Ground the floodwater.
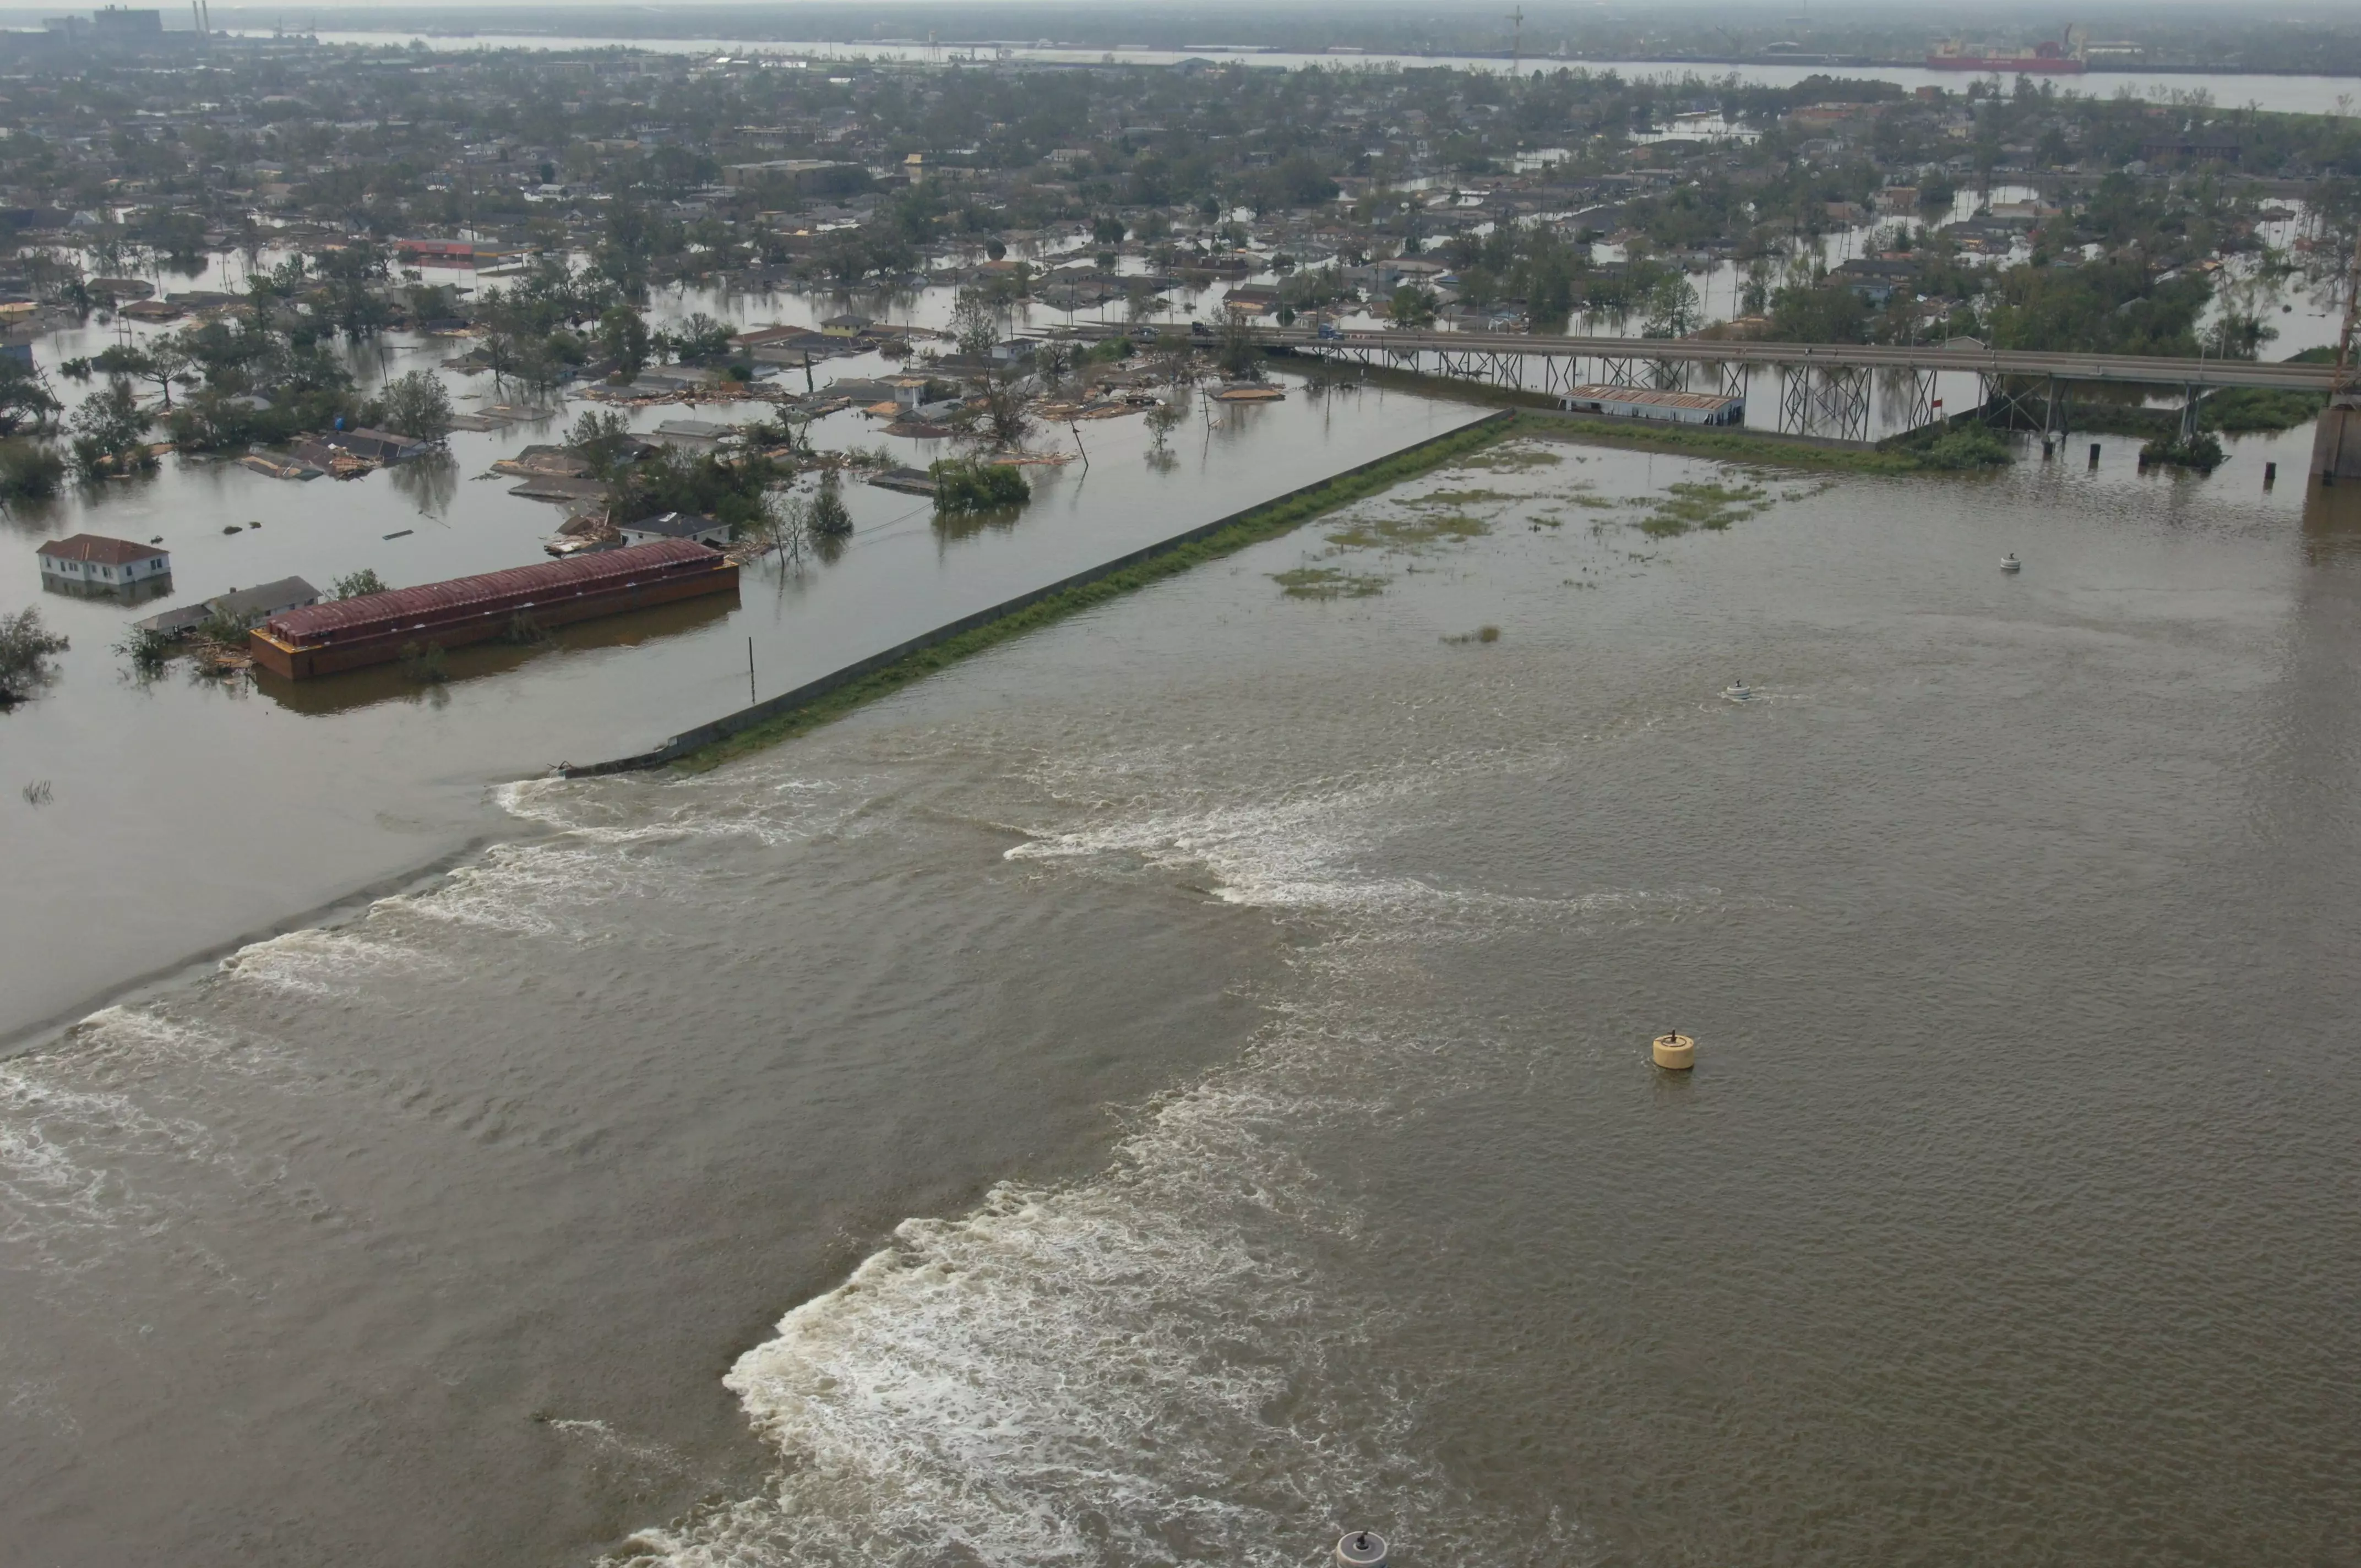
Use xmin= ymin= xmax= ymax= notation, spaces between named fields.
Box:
xmin=4 ymin=413 xmax=2357 ymax=1565
xmin=0 ymin=323 xmax=1470 ymax=1038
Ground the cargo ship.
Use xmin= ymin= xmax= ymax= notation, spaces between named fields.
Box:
xmin=1926 ymin=29 xmax=2087 ymax=74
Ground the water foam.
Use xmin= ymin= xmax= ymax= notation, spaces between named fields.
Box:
xmin=607 ymin=743 xmax=1622 ymax=1568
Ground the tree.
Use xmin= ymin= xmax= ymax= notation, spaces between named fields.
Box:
xmin=0 ymin=606 xmax=68 ymax=704
xmin=1641 ymin=274 xmax=1702 ymax=339
xmin=741 ymin=489 xmax=812 ymax=564
xmin=960 ymin=367 xmax=1035 ymax=450
xmin=1216 ymin=315 xmax=1264 ymax=378
xmin=378 ymin=371 xmax=454 ymax=444
xmin=928 ymin=458 xmax=1030 ymax=514
xmin=949 ymin=286 xmax=1002 ymax=360
xmin=67 ymin=380 xmax=153 ymax=478
xmin=808 ymin=468 xmax=853 ymax=537
xmin=597 ymin=303 xmax=651 ymax=380
xmin=94 ymin=341 xmax=192 ymax=408
xmin=1091 ymin=214 xmax=1127 ymax=246
xmin=1389 ymin=285 xmax=1439 ymax=329
xmin=1146 ymin=398 xmax=1184 ymax=455
xmin=0 ymin=356 xmax=61 ymax=435
xmin=566 ymin=409 xmax=638 ymax=478
xmin=666 ymin=312 xmax=735 ymax=363
xmin=333 ymin=569 xmax=389 ymax=600
xmin=0 ymin=438 xmax=63 ymax=499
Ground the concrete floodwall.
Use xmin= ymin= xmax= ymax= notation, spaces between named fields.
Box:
xmin=560 ymin=410 xmax=1513 ymax=777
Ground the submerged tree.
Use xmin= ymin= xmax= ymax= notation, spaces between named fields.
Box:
xmin=0 ymin=606 xmax=68 ymax=704
xmin=378 ymin=371 xmax=454 ymax=444
xmin=808 ymin=469 xmax=853 ymax=538
xmin=0 ymin=356 xmax=61 ymax=436
xmin=67 ymin=381 xmax=154 ymax=480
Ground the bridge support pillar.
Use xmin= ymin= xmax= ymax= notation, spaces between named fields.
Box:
xmin=2314 ymin=398 xmax=2361 ymax=484
xmin=1779 ymin=364 xmax=1870 ymax=443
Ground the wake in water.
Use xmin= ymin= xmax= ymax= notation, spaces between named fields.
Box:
xmin=603 ymin=742 xmax=1727 ymax=1568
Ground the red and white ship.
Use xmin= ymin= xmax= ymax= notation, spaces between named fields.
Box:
xmin=1926 ymin=27 xmax=2088 ymax=74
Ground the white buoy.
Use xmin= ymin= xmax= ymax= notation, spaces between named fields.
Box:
xmin=2001 ymin=553 xmax=2022 ymax=573
xmin=1337 ymin=1531 xmax=1389 ymax=1567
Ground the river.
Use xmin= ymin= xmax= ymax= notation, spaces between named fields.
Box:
xmin=271 ymin=33 xmax=2361 ymax=117
xmin=4 ymin=410 xmax=2357 ymax=1563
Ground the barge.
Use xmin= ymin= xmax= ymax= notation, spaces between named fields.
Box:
xmin=248 ymin=539 xmax=738 ymax=679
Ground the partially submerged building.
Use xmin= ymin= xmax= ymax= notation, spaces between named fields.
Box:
xmin=1558 ymin=384 xmax=1745 ymax=426
xmin=618 ymin=511 xmax=732 ymax=548
xmin=36 ymin=533 xmax=171 ymax=596
xmin=247 ymin=541 xmax=737 ymax=679
xmin=135 ymin=575 xmax=319 ymax=639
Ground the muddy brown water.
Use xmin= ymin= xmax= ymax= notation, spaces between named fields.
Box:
xmin=4 ymin=420 xmax=2358 ymax=1566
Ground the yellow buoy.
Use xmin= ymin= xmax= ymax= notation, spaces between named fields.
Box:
xmin=1651 ymin=1032 xmax=1695 ymax=1070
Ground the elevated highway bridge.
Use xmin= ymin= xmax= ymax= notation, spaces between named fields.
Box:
xmin=1055 ymin=322 xmax=2340 ymax=444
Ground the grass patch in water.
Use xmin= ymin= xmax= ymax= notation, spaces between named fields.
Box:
xmin=1637 ymin=481 xmax=1769 ymax=537
xmin=1325 ymin=510 xmax=1491 ymax=551
xmin=1442 ymin=625 xmax=1502 ymax=644
xmin=1272 ymin=565 xmax=1390 ymax=598
xmin=1414 ymin=486 xmax=1516 ymax=508
xmin=1458 ymin=443 xmax=1563 ymax=471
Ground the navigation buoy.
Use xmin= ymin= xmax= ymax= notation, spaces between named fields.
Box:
xmin=1652 ymin=1032 xmax=1695 ymax=1071
xmin=1337 ymin=1531 xmax=1389 ymax=1567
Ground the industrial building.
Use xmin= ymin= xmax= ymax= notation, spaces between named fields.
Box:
xmin=247 ymin=541 xmax=737 ymax=679
xmin=1558 ymin=384 xmax=1746 ymax=426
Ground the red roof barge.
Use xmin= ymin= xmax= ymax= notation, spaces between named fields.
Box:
xmin=248 ymin=539 xmax=738 ymax=679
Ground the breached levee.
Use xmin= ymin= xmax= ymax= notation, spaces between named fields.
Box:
xmin=561 ymin=412 xmax=1516 ymax=778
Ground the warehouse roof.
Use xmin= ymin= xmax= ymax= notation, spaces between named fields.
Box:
xmin=1562 ymin=384 xmax=1741 ymax=411
xmin=265 ymin=540 xmax=721 ymax=644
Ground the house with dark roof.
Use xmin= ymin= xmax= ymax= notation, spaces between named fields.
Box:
xmin=333 ymin=428 xmax=431 ymax=463
xmin=618 ymin=511 xmax=732 ymax=548
xmin=208 ymin=577 xmax=321 ymax=628
xmin=36 ymin=533 xmax=170 ymax=596
xmin=135 ymin=576 xmax=321 ymax=639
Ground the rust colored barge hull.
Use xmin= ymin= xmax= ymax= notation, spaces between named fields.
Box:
xmin=250 ymin=545 xmax=738 ymax=679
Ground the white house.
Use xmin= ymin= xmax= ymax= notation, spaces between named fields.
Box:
xmin=36 ymin=533 xmax=171 ymax=592
xmin=618 ymin=511 xmax=732 ymax=548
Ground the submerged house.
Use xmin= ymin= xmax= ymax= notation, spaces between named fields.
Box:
xmin=618 ymin=511 xmax=732 ymax=548
xmin=135 ymin=576 xmax=320 ymax=639
xmin=36 ymin=533 xmax=171 ymax=596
